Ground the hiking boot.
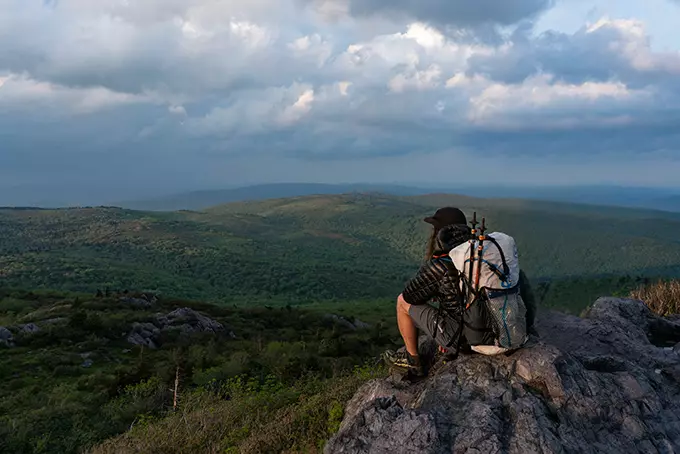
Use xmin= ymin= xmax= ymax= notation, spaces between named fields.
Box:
xmin=382 ymin=349 xmax=425 ymax=377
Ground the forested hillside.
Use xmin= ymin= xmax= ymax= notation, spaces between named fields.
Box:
xmin=2 ymin=193 xmax=680 ymax=305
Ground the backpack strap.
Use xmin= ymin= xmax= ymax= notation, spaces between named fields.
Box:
xmin=486 ymin=286 xmax=519 ymax=299
xmin=484 ymin=236 xmax=510 ymax=278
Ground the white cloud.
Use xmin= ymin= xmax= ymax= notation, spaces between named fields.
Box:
xmin=0 ymin=73 xmax=155 ymax=115
xmin=280 ymin=89 xmax=316 ymax=124
xmin=467 ymin=74 xmax=645 ymax=128
xmin=585 ymin=17 xmax=680 ymax=74
xmin=337 ymin=81 xmax=352 ymax=96
xmin=388 ymin=65 xmax=442 ymax=92
xmin=169 ymin=105 xmax=188 ymax=116
xmin=186 ymin=83 xmax=317 ymax=137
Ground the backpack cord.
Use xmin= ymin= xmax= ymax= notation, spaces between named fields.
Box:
xmin=485 ymin=236 xmax=510 ymax=277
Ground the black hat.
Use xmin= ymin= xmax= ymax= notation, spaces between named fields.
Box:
xmin=424 ymin=207 xmax=467 ymax=229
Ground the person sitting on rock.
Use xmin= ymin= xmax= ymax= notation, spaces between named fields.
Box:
xmin=382 ymin=207 xmax=537 ymax=377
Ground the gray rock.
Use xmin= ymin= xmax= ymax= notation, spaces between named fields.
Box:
xmin=19 ymin=323 xmax=40 ymax=334
xmin=125 ymin=308 xmax=225 ymax=348
xmin=126 ymin=322 xmax=161 ymax=349
xmin=674 ymin=342 xmax=680 ymax=353
xmin=352 ymin=318 xmax=371 ymax=330
xmin=119 ymin=297 xmax=153 ymax=308
xmin=325 ymin=314 xmax=371 ymax=331
xmin=155 ymin=308 xmax=224 ymax=333
xmin=127 ymin=332 xmax=157 ymax=349
xmin=42 ymin=317 xmax=67 ymax=325
xmin=326 ymin=298 xmax=680 ymax=454
xmin=0 ymin=326 xmax=14 ymax=347
xmin=81 ymin=359 xmax=93 ymax=368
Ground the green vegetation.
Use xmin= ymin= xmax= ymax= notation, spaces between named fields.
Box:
xmin=533 ymin=274 xmax=656 ymax=315
xmin=0 ymin=289 xmax=395 ymax=454
xmin=3 ymin=193 xmax=680 ymax=453
xmin=2 ymin=193 xmax=680 ymax=305
xmin=92 ymin=365 xmax=385 ymax=454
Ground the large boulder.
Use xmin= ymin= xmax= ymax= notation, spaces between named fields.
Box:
xmin=127 ymin=322 xmax=161 ymax=349
xmin=19 ymin=323 xmax=40 ymax=334
xmin=326 ymin=298 xmax=680 ymax=454
xmin=155 ymin=307 xmax=224 ymax=334
xmin=0 ymin=326 xmax=14 ymax=347
xmin=126 ymin=307 xmax=226 ymax=349
xmin=324 ymin=314 xmax=371 ymax=331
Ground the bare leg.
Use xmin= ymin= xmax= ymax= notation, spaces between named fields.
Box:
xmin=396 ymin=294 xmax=419 ymax=357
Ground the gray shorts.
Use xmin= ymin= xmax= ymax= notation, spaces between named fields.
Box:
xmin=408 ymin=304 xmax=461 ymax=348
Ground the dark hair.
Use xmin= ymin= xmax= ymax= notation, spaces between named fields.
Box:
xmin=424 ymin=226 xmax=439 ymax=261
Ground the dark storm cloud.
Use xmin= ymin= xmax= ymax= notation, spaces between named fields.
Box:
xmin=345 ymin=0 xmax=555 ymax=26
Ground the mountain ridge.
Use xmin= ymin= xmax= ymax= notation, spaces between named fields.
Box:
xmin=109 ymin=183 xmax=680 ymax=213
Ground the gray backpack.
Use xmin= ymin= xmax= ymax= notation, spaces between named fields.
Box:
xmin=449 ymin=228 xmax=528 ymax=354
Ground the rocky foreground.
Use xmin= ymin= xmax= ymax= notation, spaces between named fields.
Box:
xmin=325 ymin=298 xmax=680 ymax=454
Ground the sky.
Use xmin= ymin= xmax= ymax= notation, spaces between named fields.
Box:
xmin=2 ymin=0 xmax=680 ymax=205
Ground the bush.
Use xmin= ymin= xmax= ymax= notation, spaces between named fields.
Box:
xmin=91 ymin=366 xmax=387 ymax=454
xmin=630 ymin=279 xmax=680 ymax=316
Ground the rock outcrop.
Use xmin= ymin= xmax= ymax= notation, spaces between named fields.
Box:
xmin=119 ymin=296 xmax=155 ymax=308
xmin=156 ymin=307 xmax=225 ymax=334
xmin=325 ymin=314 xmax=371 ymax=331
xmin=126 ymin=307 xmax=227 ymax=349
xmin=0 ymin=326 xmax=14 ymax=347
xmin=326 ymin=298 xmax=680 ymax=454
xmin=127 ymin=322 xmax=161 ymax=349
xmin=19 ymin=323 xmax=40 ymax=334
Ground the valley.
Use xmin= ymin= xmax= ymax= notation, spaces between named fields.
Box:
xmin=2 ymin=193 xmax=680 ymax=311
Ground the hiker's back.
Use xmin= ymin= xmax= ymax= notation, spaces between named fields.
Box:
xmin=448 ymin=218 xmax=529 ymax=355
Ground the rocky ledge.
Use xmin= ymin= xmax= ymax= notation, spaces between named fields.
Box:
xmin=325 ymin=298 xmax=680 ymax=454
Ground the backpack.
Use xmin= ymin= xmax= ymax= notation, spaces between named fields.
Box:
xmin=448 ymin=227 xmax=528 ymax=355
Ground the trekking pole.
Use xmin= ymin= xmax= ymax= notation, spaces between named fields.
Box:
xmin=474 ymin=218 xmax=487 ymax=291
xmin=466 ymin=212 xmax=478 ymax=303
xmin=450 ymin=212 xmax=478 ymax=358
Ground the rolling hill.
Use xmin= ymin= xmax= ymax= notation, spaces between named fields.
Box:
xmin=2 ymin=192 xmax=680 ymax=305
xmin=112 ymin=183 xmax=680 ymax=213
xmin=113 ymin=183 xmax=434 ymax=212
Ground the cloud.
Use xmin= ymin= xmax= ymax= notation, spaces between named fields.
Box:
xmin=0 ymin=74 xmax=156 ymax=115
xmin=2 ymin=0 xmax=680 ymax=203
xmin=316 ymin=0 xmax=555 ymax=26
xmin=469 ymin=17 xmax=680 ymax=87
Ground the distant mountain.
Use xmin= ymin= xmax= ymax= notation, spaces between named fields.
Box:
xmin=114 ymin=183 xmax=680 ymax=213
xmin=470 ymin=185 xmax=680 ymax=213
xmin=113 ymin=183 xmax=435 ymax=211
